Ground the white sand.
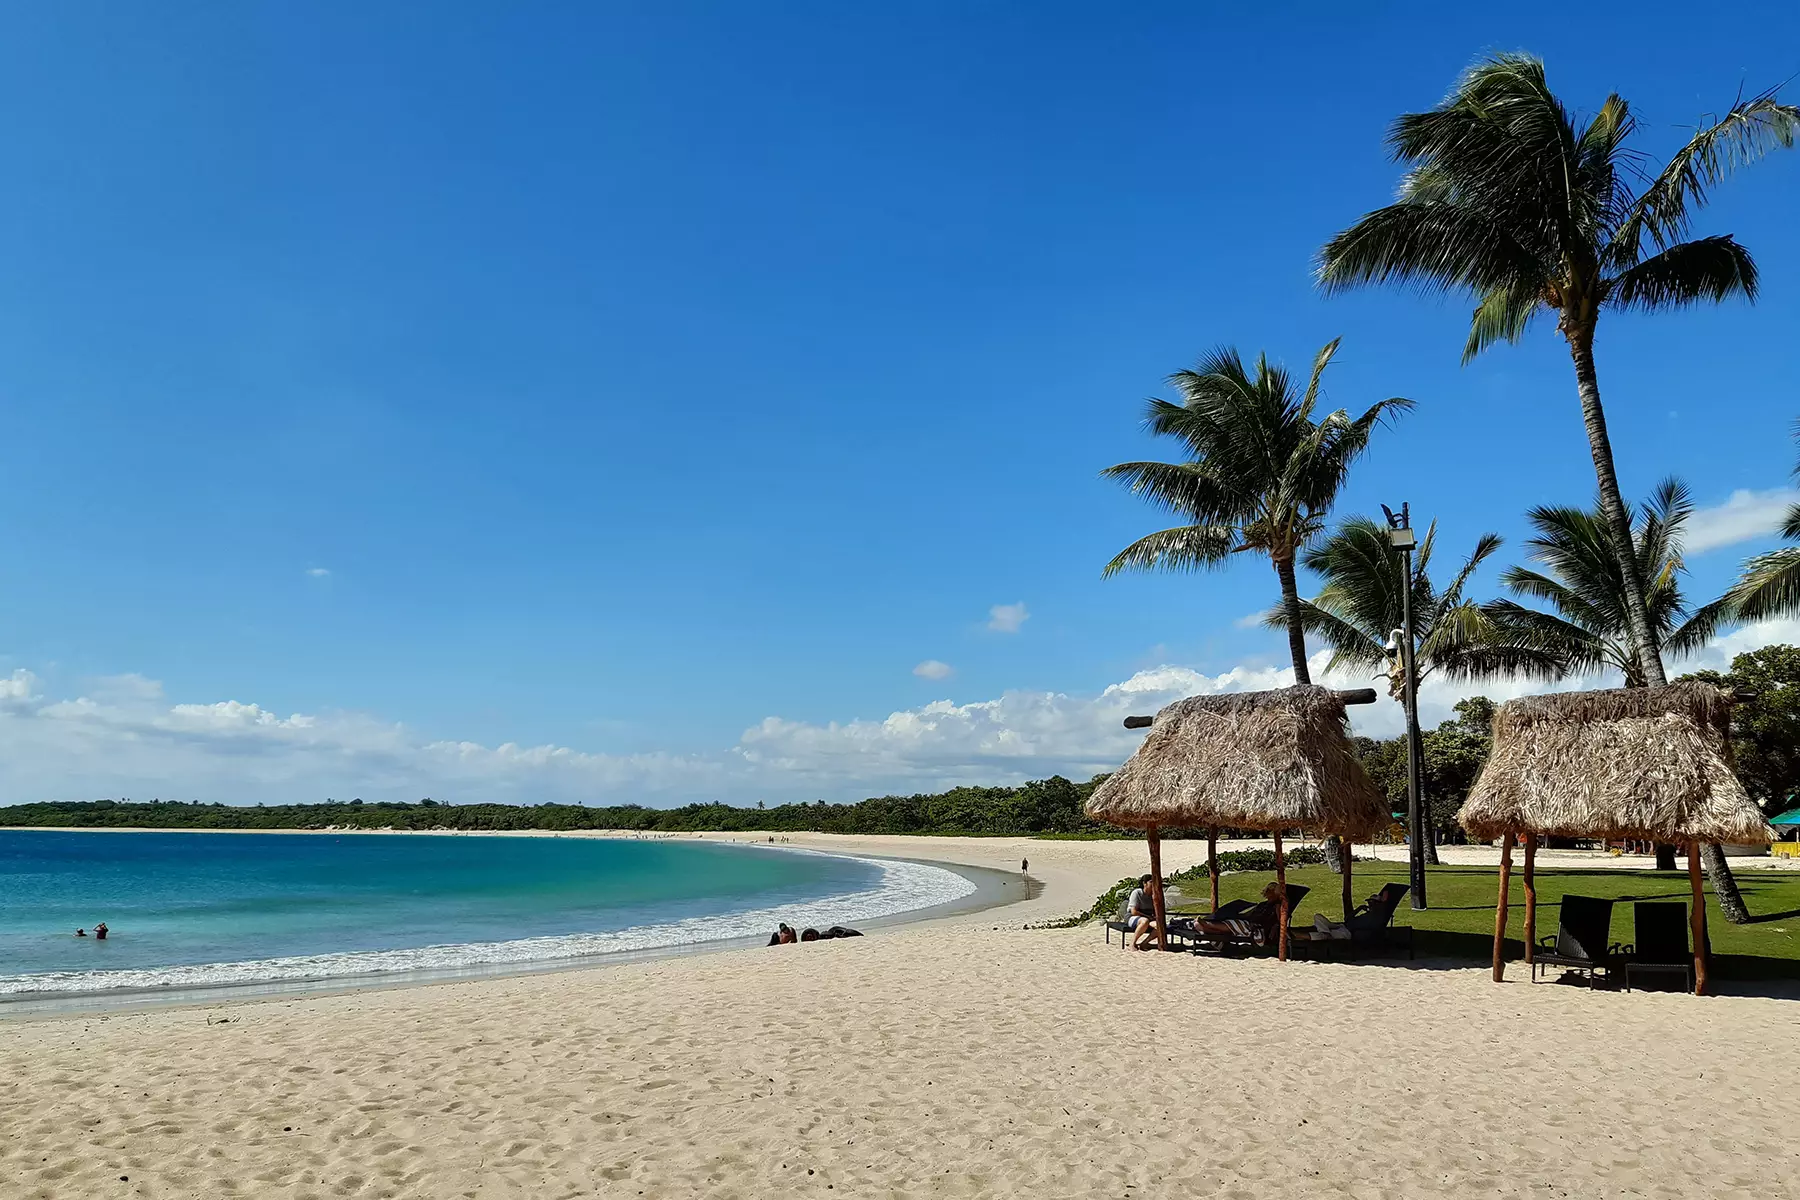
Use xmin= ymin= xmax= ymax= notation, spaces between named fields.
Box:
xmin=4 ymin=834 xmax=1795 ymax=1198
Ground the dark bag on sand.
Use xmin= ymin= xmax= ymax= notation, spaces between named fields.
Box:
xmin=822 ymin=926 xmax=863 ymax=939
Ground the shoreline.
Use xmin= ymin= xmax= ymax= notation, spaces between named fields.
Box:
xmin=0 ymin=833 xmax=1040 ymax=1019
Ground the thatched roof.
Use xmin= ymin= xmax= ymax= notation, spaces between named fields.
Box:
xmin=1457 ymin=681 xmax=1775 ymax=846
xmin=1085 ymin=685 xmax=1389 ymax=838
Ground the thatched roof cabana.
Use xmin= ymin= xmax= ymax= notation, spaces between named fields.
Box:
xmin=1088 ymin=685 xmax=1389 ymax=959
xmin=1087 ymin=685 xmax=1389 ymax=839
xmin=1455 ymin=681 xmax=1774 ymax=996
xmin=1457 ymin=682 xmax=1773 ymax=846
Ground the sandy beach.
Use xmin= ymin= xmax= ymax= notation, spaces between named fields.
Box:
xmin=4 ymin=834 xmax=1795 ymax=1199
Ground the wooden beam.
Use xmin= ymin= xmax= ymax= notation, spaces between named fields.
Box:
xmin=1522 ymin=833 xmax=1537 ymax=967
xmin=1688 ymin=843 xmax=1709 ymax=996
xmin=1207 ymin=827 xmax=1219 ymax=914
xmin=1147 ymin=827 xmax=1167 ymax=952
xmin=1274 ymin=829 xmax=1290 ymax=962
xmin=1492 ymin=832 xmax=1515 ymax=983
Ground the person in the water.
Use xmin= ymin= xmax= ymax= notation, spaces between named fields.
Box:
xmin=94 ymin=923 xmax=109 ymax=940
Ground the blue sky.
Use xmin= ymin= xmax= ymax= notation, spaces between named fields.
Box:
xmin=1 ymin=4 xmax=1796 ymax=805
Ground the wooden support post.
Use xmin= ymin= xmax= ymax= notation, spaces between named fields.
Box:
xmin=1492 ymin=832 xmax=1515 ymax=983
xmin=1207 ymin=828 xmax=1219 ymax=915
xmin=1273 ymin=829 xmax=1289 ymax=962
xmin=1147 ymin=827 xmax=1167 ymax=952
xmin=1522 ymin=833 xmax=1537 ymax=966
xmin=1341 ymin=834 xmax=1354 ymax=923
xmin=1688 ymin=843 xmax=1709 ymax=997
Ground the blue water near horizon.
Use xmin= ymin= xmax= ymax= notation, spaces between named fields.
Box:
xmin=0 ymin=831 xmax=976 ymax=996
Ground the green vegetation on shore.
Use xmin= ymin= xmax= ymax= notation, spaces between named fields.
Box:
xmin=0 ymin=776 xmax=1124 ymax=836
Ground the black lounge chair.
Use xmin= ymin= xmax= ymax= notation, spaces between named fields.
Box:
xmin=1165 ymin=899 xmax=1254 ymax=948
xmin=1619 ymin=902 xmax=1692 ymax=993
xmin=1346 ymin=883 xmax=1414 ymax=958
xmin=1189 ymin=885 xmax=1312 ymax=955
xmin=1531 ymin=894 xmax=1618 ymax=985
xmin=1105 ymin=898 xmax=1252 ymax=948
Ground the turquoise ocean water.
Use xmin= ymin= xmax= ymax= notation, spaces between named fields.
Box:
xmin=0 ymin=831 xmax=974 ymax=996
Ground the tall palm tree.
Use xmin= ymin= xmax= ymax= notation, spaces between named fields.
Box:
xmin=1102 ymin=339 xmax=1411 ymax=686
xmin=1319 ymin=53 xmax=1797 ymax=693
xmin=1727 ymin=423 xmax=1800 ymax=620
xmin=1284 ymin=516 xmax=1562 ymax=697
xmin=1488 ymin=480 xmax=1727 ymax=684
xmin=1490 ymin=480 xmax=1745 ymax=902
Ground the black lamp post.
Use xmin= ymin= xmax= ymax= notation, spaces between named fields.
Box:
xmin=1382 ymin=502 xmax=1428 ymax=910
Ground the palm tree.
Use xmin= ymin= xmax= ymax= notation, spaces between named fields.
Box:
xmin=1319 ymin=54 xmax=1797 ymax=693
xmin=1490 ymin=480 xmax=1746 ymax=901
xmin=1727 ymin=423 xmax=1800 ymax=620
xmin=1285 ymin=516 xmax=1562 ymax=697
xmin=1285 ymin=516 xmax=1560 ymax=866
xmin=1488 ymin=480 xmax=1726 ymax=683
xmin=1102 ymin=339 xmax=1411 ymax=686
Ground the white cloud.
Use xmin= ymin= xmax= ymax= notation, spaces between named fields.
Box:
xmin=987 ymin=602 xmax=1030 ymax=633
xmin=1233 ymin=610 xmax=1270 ymax=629
xmin=306 ymin=567 xmax=331 ymax=578
xmin=0 ymin=669 xmax=40 ymax=708
xmin=912 ymin=660 xmax=954 ymax=680
xmin=8 ymin=616 xmax=1800 ymax=809
xmin=1685 ymin=488 xmax=1799 ymax=554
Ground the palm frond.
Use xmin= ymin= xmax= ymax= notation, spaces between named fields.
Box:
xmin=1615 ymin=92 xmax=1800 ymax=257
xmin=1101 ymin=525 xmax=1237 ymax=578
xmin=1610 ymin=236 xmax=1757 ymax=310
xmin=1727 ymin=546 xmax=1800 ymax=621
xmin=1283 ymin=599 xmax=1388 ymax=674
xmin=1664 ymin=595 xmax=1733 ymax=659
xmin=1317 ymin=200 xmax=1544 ymax=297
xmin=1462 ymin=283 xmax=1542 ymax=363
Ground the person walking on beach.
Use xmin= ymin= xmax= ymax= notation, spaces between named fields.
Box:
xmin=1125 ymin=875 xmax=1157 ymax=950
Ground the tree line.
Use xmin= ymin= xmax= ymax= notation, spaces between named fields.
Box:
xmin=8 ymin=644 xmax=1791 ymax=841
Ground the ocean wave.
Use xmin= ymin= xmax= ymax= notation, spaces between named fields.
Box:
xmin=0 ymin=850 xmax=977 ymax=996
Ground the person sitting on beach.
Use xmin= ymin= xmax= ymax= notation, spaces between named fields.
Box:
xmin=799 ymin=928 xmax=821 ymax=942
xmin=1124 ymin=875 xmax=1157 ymax=950
xmin=767 ymin=923 xmax=797 ymax=946
xmin=94 ymin=923 xmax=109 ymax=941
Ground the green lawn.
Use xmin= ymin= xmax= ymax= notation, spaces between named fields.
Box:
xmin=1161 ymin=861 xmax=1800 ymax=979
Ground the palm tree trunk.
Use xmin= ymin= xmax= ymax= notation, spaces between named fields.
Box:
xmin=1276 ymin=554 xmax=1345 ymax=873
xmin=1570 ymin=327 xmax=1750 ymax=918
xmin=1567 ymin=329 xmax=1666 ymax=688
xmin=1275 ymin=556 xmax=1311 ymax=685
xmin=1702 ymin=842 xmax=1752 ymax=924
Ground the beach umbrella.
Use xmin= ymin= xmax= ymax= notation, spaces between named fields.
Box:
xmin=1088 ymin=684 xmax=1388 ymax=960
xmin=1456 ymin=681 xmax=1775 ymax=995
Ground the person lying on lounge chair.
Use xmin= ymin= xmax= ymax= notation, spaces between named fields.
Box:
xmin=1183 ymin=882 xmax=1288 ymax=943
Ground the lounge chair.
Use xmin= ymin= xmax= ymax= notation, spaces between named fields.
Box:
xmin=1105 ymin=898 xmax=1251 ymax=948
xmin=1619 ymin=902 xmax=1692 ymax=993
xmin=1345 ymin=882 xmax=1413 ymax=959
xmin=1531 ymin=894 xmax=1618 ymax=986
xmin=1165 ymin=899 xmax=1253 ymax=948
xmin=1188 ymin=885 xmax=1312 ymax=955
xmin=1297 ymin=883 xmax=1413 ymax=959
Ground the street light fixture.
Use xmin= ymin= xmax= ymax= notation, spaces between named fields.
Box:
xmin=1381 ymin=502 xmax=1428 ymax=910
